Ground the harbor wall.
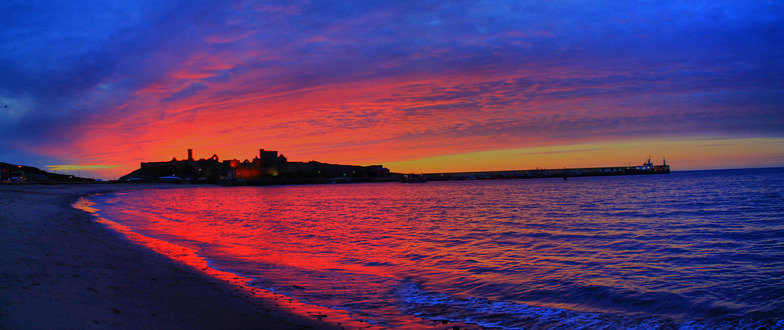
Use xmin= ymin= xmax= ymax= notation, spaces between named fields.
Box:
xmin=419 ymin=165 xmax=670 ymax=181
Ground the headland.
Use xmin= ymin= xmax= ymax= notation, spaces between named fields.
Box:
xmin=118 ymin=148 xmax=669 ymax=185
xmin=3 ymin=148 xmax=669 ymax=186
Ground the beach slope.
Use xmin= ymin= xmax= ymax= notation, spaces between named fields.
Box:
xmin=0 ymin=184 xmax=338 ymax=329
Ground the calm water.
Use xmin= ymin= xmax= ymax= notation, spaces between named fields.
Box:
xmin=87 ymin=168 xmax=784 ymax=329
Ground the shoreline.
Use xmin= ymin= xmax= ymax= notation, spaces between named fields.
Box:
xmin=0 ymin=183 xmax=349 ymax=329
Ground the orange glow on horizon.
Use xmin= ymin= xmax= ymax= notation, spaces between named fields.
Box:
xmin=384 ymin=137 xmax=784 ymax=174
xmin=48 ymin=135 xmax=784 ymax=180
xmin=26 ymin=50 xmax=781 ymax=180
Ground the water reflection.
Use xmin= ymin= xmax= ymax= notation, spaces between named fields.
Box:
xmin=89 ymin=169 xmax=784 ymax=328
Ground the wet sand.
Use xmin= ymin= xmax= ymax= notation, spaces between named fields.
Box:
xmin=0 ymin=183 xmax=341 ymax=329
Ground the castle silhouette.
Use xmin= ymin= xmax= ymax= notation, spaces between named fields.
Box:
xmin=120 ymin=148 xmax=392 ymax=185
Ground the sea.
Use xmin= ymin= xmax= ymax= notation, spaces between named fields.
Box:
xmin=82 ymin=168 xmax=784 ymax=329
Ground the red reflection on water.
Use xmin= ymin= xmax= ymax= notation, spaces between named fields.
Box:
xmin=84 ymin=186 xmax=486 ymax=327
xmin=73 ymin=195 xmax=378 ymax=329
xmin=77 ymin=173 xmax=784 ymax=328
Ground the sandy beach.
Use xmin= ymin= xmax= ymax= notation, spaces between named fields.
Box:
xmin=0 ymin=183 xmax=342 ymax=329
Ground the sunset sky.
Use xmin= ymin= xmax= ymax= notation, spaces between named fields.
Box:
xmin=2 ymin=1 xmax=783 ymax=179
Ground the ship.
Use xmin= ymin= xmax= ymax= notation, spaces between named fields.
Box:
xmin=628 ymin=156 xmax=670 ymax=174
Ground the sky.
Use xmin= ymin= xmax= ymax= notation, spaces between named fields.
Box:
xmin=1 ymin=1 xmax=783 ymax=179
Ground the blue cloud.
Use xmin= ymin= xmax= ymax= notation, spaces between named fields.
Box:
xmin=163 ymin=82 xmax=208 ymax=102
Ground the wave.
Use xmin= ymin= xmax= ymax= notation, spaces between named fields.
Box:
xmin=398 ymin=281 xmax=783 ymax=330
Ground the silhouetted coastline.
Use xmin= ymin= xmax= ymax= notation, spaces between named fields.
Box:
xmin=1 ymin=162 xmax=96 ymax=183
xmin=119 ymin=148 xmax=393 ymax=185
xmin=117 ymin=148 xmax=670 ymax=186
xmin=1 ymin=150 xmax=669 ymax=185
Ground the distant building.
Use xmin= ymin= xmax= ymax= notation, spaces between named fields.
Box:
xmin=1 ymin=163 xmax=95 ymax=183
xmin=121 ymin=148 xmax=391 ymax=185
xmin=222 ymin=149 xmax=287 ymax=182
xmin=285 ymin=161 xmax=390 ymax=180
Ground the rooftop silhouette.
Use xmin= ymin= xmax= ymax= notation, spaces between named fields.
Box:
xmin=120 ymin=148 xmax=393 ymax=185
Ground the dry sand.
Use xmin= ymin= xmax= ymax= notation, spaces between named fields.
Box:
xmin=0 ymin=183 xmax=345 ymax=329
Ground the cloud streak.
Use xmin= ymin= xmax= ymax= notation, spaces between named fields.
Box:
xmin=1 ymin=0 xmax=783 ymax=178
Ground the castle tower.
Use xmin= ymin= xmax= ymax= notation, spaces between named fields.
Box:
xmin=259 ymin=149 xmax=279 ymax=166
xmin=187 ymin=149 xmax=194 ymax=161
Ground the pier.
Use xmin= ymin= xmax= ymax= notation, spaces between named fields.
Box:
xmin=415 ymin=159 xmax=670 ymax=182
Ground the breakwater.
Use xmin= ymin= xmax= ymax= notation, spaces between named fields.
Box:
xmin=418 ymin=164 xmax=670 ymax=181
